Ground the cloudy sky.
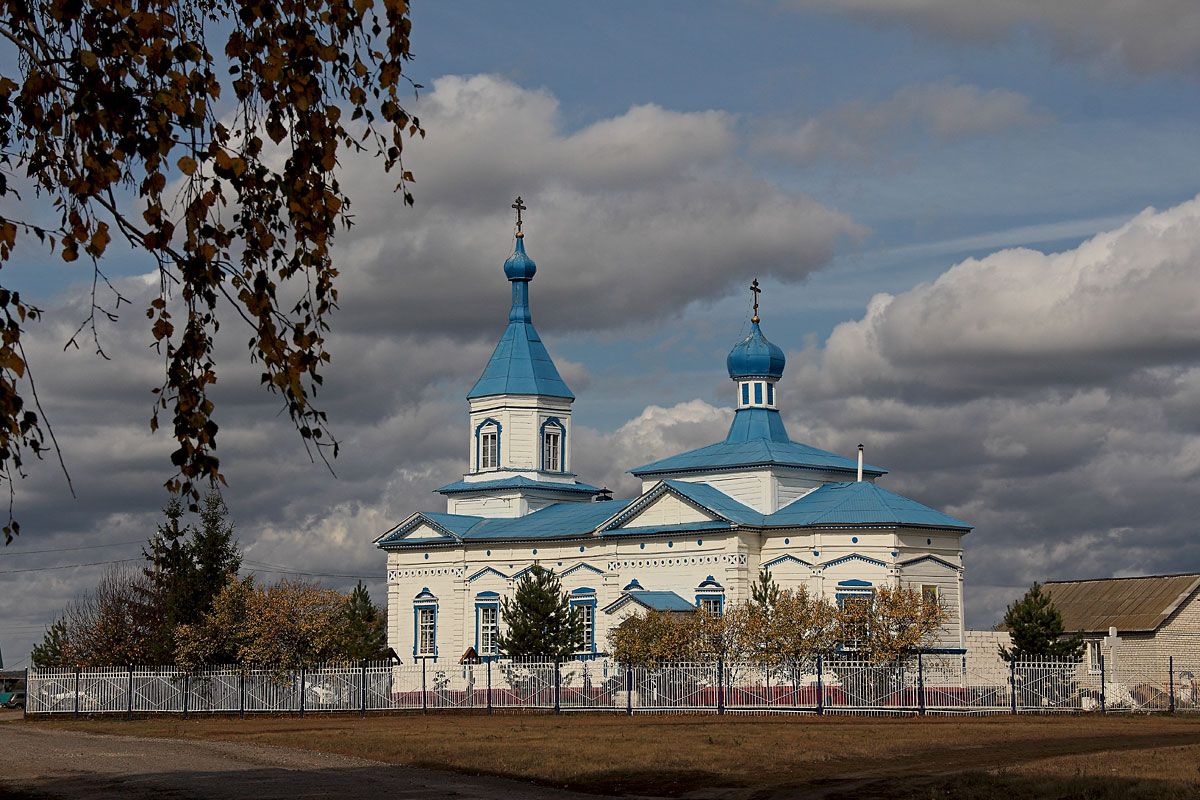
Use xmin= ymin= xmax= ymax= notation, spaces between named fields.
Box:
xmin=4 ymin=0 xmax=1200 ymax=666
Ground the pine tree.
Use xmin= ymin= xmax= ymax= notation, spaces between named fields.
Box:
xmin=138 ymin=496 xmax=196 ymax=661
xmin=999 ymin=582 xmax=1084 ymax=661
xmin=190 ymin=488 xmax=242 ymax=618
xmin=31 ymin=618 xmax=72 ymax=667
xmin=497 ymin=565 xmax=583 ymax=658
xmin=750 ymin=568 xmax=780 ymax=612
xmin=342 ymin=581 xmax=388 ymax=660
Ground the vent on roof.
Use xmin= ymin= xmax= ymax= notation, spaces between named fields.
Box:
xmin=594 ymin=487 xmax=613 ymax=501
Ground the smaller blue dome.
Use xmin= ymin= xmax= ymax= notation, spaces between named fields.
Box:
xmin=503 ymin=236 xmax=537 ymax=281
xmin=727 ymin=321 xmax=785 ymax=380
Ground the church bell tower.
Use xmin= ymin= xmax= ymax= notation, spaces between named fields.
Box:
xmin=435 ymin=197 xmax=603 ymax=517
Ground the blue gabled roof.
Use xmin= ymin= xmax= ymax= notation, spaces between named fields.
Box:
xmin=766 ymin=481 xmax=972 ymax=530
xmin=630 ymin=409 xmax=886 ymax=477
xmin=378 ymin=500 xmax=632 ymax=548
xmin=603 ymin=590 xmax=696 ymax=613
xmin=661 ymin=479 xmax=762 ymax=524
xmin=466 ymin=321 xmax=574 ymax=400
xmin=603 ymin=520 xmax=733 ymax=537
xmin=436 ymin=476 xmax=602 ymax=496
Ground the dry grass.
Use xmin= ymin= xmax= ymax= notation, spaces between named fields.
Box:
xmin=33 ymin=712 xmax=1200 ymax=797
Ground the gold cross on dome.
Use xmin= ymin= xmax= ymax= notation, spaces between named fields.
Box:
xmin=511 ymin=196 xmax=527 ymax=236
xmin=750 ymin=278 xmax=761 ymax=323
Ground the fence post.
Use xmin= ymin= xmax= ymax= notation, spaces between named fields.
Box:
xmin=1169 ymin=656 xmax=1176 ymax=713
xmin=127 ymin=666 xmax=134 ymax=719
xmin=1009 ymin=658 xmax=1017 ymax=715
xmin=816 ymin=655 xmax=824 ymax=716
xmin=183 ymin=673 xmax=190 ymax=719
xmin=421 ymin=658 xmax=428 ymax=714
xmin=1099 ymin=655 xmax=1106 ymax=712
xmin=717 ymin=658 xmax=725 ymax=715
xmin=625 ymin=664 xmax=633 ymax=715
xmin=360 ymin=660 xmax=367 ymax=717
xmin=239 ymin=669 xmax=245 ymax=719
xmin=486 ymin=659 xmax=493 ymax=715
xmin=917 ymin=652 xmax=925 ymax=717
xmin=554 ymin=659 xmax=561 ymax=714
xmin=74 ymin=667 xmax=81 ymax=718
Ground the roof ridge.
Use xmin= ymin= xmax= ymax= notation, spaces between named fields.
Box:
xmin=1044 ymin=572 xmax=1200 ymax=584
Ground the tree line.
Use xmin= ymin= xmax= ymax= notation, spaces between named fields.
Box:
xmin=499 ymin=566 xmax=948 ymax=665
xmin=32 ymin=491 xmax=388 ymax=668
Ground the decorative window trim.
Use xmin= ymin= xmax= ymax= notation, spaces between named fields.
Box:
xmin=413 ymin=588 xmax=439 ymax=660
xmin=540 ymin=417 xmax=566 ymax=473
xmin=475 ymin=593 xmax=501 ymax=660
xmin=569 ymin=589 xmax=598 ymax=656
xmin=475 ymin=417 xmax=502 ymax=471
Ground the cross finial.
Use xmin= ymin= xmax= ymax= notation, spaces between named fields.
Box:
xmin=511 ymin=195 xmax=527 ymax=237
xmin=750 ymin=278 xmax=761 ymax=323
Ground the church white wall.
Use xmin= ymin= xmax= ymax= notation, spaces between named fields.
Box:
xmin=623 ymin=493 xmax=714 ymax=527
xmin=650 ymin=469 xmax=864 ymax=514
xmin=663 ymin=471 xmax=771 ymax=512
xmin=386 ymin=524 xmax=967 ymax=660
xmin=387 ymin=531 xmax=749 ymax=662
xmin=774 ymin=474 xmax=823 ymax=509
xmin=467 ymin=396 xmax=573 ymax=474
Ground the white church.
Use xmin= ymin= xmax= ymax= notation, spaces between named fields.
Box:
xmin=376 ymin=207 xmax=972 ymax=661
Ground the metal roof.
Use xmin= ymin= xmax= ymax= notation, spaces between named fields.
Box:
xmin=466 ymin=321 xmax=574 ymax=400
xmin=602 ymin=590 xmax=697 ymax=614
xmin=381 ymin=479 xmax=970 ymax=549
xmin=436 ymin=476 xmax=602 ymax=495
xmin=766 ymin=482 xmax=971 ymax=530
xmin=467 ymin=236 xmax=573 ymax=400
xmin=630 ymin=409 xmax=886 ymax=477
xmin=377 ymin=501 xmax=631 ymax=547
xmin=1042 ymin=574 xmax=1200 ymax=634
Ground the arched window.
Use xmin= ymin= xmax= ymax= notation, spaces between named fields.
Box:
xmin=475 ymin=591 xmax=500 ymax=658
xmin=695 ymin=575 xmax=725 ymax=616
xmin=413 ymin=588 xmax=439 ymax=659
xmin=570 ymin=587 xmax=597 ymax=655
xmin=475 ymin=418 xmax=501 ymax=471
xmin=540 ymin=417 xmax=566 ymax=472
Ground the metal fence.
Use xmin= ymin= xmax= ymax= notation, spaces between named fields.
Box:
xmin=24 ymin=652 xmax=1199 ymax=716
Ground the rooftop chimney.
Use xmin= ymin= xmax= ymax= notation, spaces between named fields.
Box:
xmin=857 ymin=444 xmax=864 ymax=482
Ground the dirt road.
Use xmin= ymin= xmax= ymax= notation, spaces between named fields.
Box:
xmin=0 ymin=724 xmax=615 ymax=800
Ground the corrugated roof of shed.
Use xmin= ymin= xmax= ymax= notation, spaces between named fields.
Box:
xmin=1042 ymin=574 xmax=1200 ymax=634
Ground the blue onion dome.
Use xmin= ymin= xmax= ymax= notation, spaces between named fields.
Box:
xmin=503 ymin=235 xmax=537 ymax=281
xmin=727 ymin=321 xmax=786 ymax=380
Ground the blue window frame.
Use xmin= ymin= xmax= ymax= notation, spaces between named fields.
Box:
xmin=766 ymin=383 xmax=774 ymax=405
xmin=570 ymin=588 xmax=597 ymax=656
xmin=540 ymin=417 xmax=566 ymax=472
xmin=754 ymin=382 xmax=763 ymax=404
xmin=413 ymin=588 xmax=438 ymax=659
xmin=741 ymin=383 xmax=750 ymax=405
xmin=475 ymin=417 xmax=501 ymax=471
xmin=475 ymin=592 xmax=500 ymax=658
xmin=695 ymin=575 xmax=725 ymax=616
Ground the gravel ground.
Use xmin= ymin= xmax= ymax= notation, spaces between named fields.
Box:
xmin=0 ymin=723 xmax=618 ymax=800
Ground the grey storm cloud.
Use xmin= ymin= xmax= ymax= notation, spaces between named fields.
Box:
xmin=0 ymin=73 xmax=862 ymax=662
xmin=781 ymin=0 xmax=1200 ymax=76
xmin=779 ymin=196 xmax=1200 ymax=626
xmin=329 ymin=74 xmax=864 ymax=340
xmin=755 ymin=81 xmax=1045 ymax=165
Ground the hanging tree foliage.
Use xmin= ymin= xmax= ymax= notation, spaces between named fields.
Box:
xmin=0 ymin=0 xmax=422 ymax=540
